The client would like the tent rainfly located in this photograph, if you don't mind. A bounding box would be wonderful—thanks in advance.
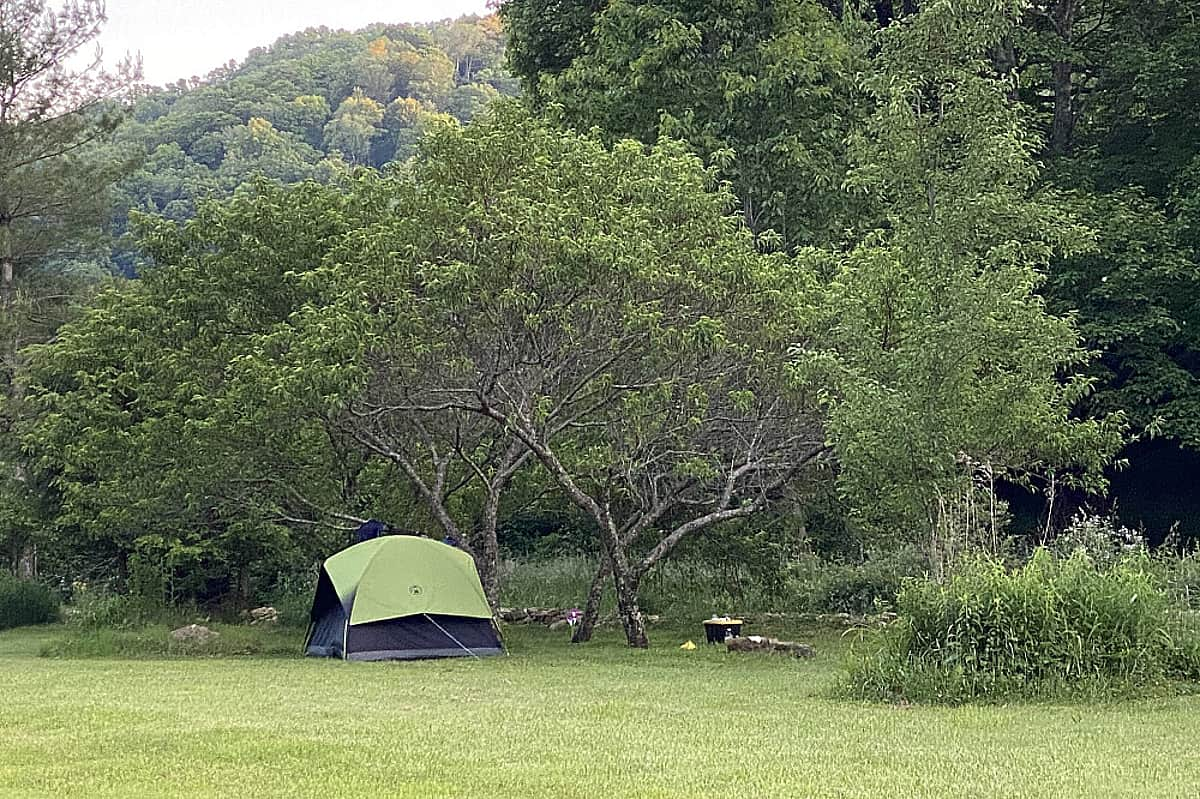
[304,535,504,661]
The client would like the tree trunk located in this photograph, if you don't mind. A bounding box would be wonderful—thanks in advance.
[490,416,648,646]
[237,564,252,608]
[1,215,13,310]
[610,565,647,649]
[1050,62,1075,155]
[3,219,28,579]
[600,514,647,648]
[1049,0,1078,155]
[473,490,502,611]
[571,557,610,643]
[16,543,34,580]
[1,255,11,308]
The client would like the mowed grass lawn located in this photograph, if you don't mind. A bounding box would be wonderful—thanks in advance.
[1,622,1198,798]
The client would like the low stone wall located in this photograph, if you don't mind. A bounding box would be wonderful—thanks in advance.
[498,607,661,629]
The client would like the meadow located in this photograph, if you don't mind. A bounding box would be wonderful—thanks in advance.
[2,621,1198,798]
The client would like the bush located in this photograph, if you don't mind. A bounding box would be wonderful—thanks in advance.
[0,574,60,630]
[846,549,1199,703]
[1049,512,1145,567]
[1165,629,1200,681]
[787,548,927,615]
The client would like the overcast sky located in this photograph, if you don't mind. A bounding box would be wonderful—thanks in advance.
[96,0,493,85]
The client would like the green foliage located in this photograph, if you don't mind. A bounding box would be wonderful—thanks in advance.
[0,574,59,630]
[500,0,1200,550]
[847,550,1198,702]
[1022,0,1200,477]
[787,549,928,615]
[323,88,385,163]
[1047,512,1145,567]
[794,0,1123,550]
[1163,554,1200,610]
[502,0,868,246]
[500,556,601,609]
[262,570,318,629]
[20,180,375,598]
[62,584,139,629]
[1043,191,1200,446]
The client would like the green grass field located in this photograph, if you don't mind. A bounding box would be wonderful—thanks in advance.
[1,622,1198,798]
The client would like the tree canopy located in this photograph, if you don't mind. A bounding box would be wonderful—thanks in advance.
[6,2,1198,638]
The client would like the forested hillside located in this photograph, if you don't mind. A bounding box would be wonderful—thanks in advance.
[108,14,513,271]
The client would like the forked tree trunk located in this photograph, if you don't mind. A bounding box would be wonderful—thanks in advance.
[600,515,647,648]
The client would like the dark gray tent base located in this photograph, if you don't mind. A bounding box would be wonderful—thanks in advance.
[306,613,503,661]
[346,647,505,661]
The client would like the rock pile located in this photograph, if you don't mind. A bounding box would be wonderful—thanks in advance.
[246,606,279,625]
[170,624,219,644]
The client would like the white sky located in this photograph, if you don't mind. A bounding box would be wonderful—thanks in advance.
[95,0,493,85]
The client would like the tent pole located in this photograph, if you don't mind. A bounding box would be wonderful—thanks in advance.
[303,619,315,655]
[423,613,480,659]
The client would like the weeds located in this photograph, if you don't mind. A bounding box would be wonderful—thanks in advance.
[846,549,1200,703]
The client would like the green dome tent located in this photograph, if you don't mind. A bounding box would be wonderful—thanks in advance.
[304,536,504,661]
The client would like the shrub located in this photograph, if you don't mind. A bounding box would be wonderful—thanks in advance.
[1049,512,1145,567]
[1164,629,1200,682]
[846,549,1199,703]
[62,584,128,629]
[0,574,60,630]
[786,548,927,615]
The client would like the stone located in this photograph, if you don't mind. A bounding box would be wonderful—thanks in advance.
[170,624,219,644]
[548,619,569,631]
[248,606,278,625]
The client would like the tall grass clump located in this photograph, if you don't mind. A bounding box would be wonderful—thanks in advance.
[846,549,1199,703]
[500,556,600,609]
[0,573,60,630]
